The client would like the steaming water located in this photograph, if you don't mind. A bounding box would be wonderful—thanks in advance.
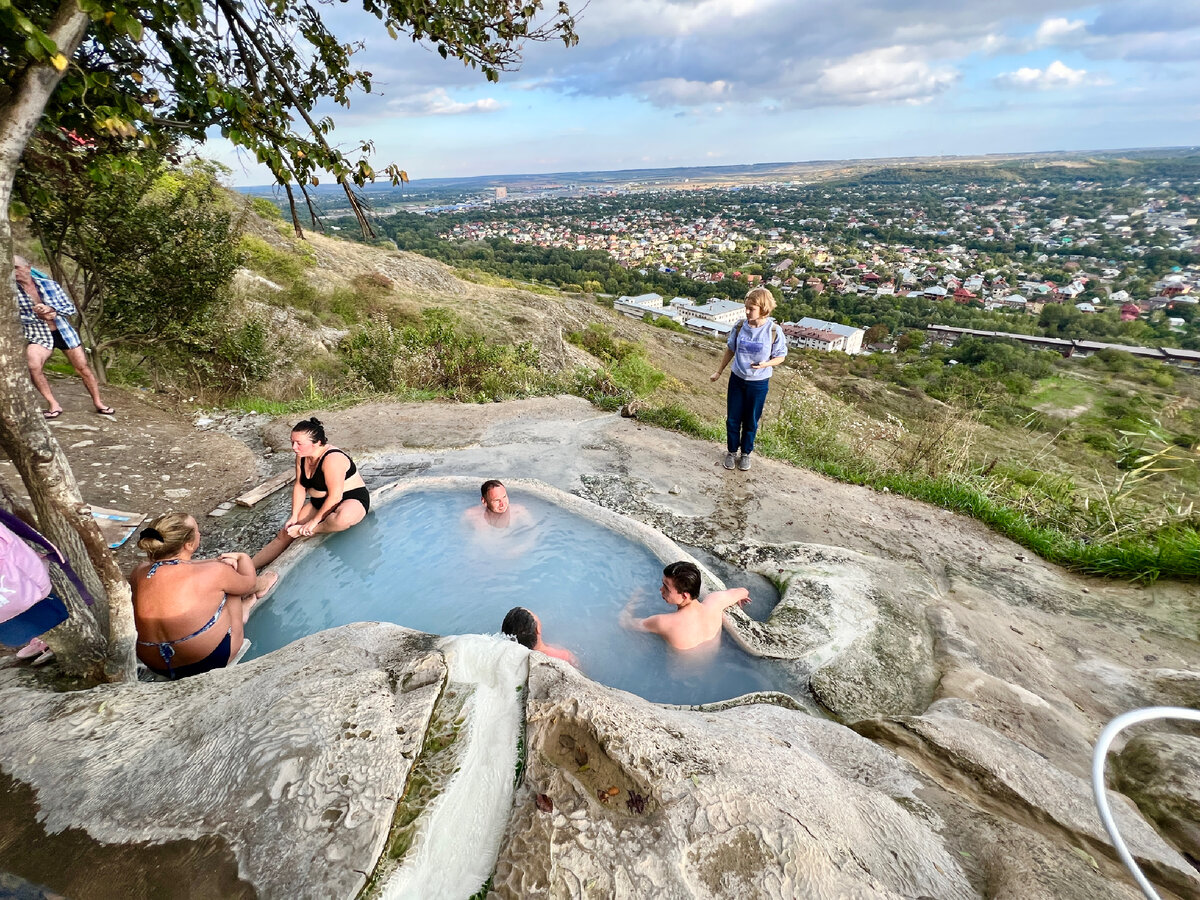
[245,488,798,705]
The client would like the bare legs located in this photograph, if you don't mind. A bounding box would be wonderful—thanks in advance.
[63,346,109,411]
[25,343,109,413]
[25,344,61,412]
[251,499,367,570]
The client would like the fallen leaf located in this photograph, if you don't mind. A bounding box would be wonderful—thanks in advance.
[607,786,619,796]
[574,747,588,767]
[535,793,553,813]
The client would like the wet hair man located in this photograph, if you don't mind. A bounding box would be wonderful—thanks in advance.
[464,479,529,530]
[619,561,750,651]
[501,606,578,666]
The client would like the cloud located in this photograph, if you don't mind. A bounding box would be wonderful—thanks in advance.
[1034,17,1087,46]
[637,78,732,107]
[813,47,959,105]
[382,88,505,117]
[995,60,1099,90]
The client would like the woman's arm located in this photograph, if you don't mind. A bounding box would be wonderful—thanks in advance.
[313,453,351,524]
[285,456,307,527]
[709,347,735,382]
[211,553,257,596]
[749,354,786,370]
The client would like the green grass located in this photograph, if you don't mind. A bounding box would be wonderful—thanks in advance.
[630,396,1198,584]
[1028,375,1097,411]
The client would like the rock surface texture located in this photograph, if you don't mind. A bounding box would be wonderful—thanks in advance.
[0,625,445,899]
[2,397,1197,899]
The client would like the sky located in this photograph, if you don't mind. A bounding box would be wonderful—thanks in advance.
[204,0,1200,186]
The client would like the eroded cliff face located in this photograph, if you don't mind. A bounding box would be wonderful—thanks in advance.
[2,397,1197,898]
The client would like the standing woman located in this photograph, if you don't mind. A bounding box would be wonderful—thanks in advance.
[252,417,371,569]
[709,287,788,471]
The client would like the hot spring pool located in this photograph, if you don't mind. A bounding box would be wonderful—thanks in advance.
[245,484,799,705]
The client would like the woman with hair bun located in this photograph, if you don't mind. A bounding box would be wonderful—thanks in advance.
[131,512,276,679]
[252,417,370,569]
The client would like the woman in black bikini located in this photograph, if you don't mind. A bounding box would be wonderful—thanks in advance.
[131,512,277,679]
[252,417,371,569]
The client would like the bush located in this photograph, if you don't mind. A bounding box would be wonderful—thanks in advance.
[340,309,550,401]
[250,197,284,220]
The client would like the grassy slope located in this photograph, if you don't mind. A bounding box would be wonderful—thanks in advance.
[235,217,1199,581]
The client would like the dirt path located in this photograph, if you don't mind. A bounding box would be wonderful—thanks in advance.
[0,373,270,568]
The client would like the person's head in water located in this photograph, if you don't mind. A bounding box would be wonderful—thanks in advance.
[502,606,539,649]
[661,561,702,608]
[290,417,328,456]
[480,479,509,515]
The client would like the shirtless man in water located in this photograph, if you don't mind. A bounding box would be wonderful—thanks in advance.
[463,479,530,530]
[620,561,750,651]
[501,606,578,667]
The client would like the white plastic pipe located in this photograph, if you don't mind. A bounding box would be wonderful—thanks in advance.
[1091,706,1200,900]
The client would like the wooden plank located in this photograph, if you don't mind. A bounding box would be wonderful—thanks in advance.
[89,505,145,549]
[235,470,295,507]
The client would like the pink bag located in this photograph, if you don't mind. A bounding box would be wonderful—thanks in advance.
[0,521,52,624]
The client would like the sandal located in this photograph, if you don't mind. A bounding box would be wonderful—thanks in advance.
[43,409,63,420]
[95,406,116,416]
[16,637,49,660]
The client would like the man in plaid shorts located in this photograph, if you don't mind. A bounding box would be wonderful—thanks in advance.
[13,255,113,419]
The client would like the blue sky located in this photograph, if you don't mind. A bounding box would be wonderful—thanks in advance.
[205,0,1200,186]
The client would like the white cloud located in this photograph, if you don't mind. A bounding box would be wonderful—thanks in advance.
[995,60,1098,90]
[1034,17,1087,46]
[814,47,959,105]
[383,89,505,117]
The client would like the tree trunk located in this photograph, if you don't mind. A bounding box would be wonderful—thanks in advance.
[0,1,136,682]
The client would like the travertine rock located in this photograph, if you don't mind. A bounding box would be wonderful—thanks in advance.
[1113,732,1200,864]
[0,624,444,899]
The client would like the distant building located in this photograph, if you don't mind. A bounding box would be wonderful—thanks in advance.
[614,292,663,318]
[782,323,849,353]
[786,317,865,354]
[494,186,508,199]
[669,297,746,325]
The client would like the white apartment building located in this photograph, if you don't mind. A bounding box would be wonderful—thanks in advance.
[669,297,746,324]
[784,317,865,354]
[613,293,664,318]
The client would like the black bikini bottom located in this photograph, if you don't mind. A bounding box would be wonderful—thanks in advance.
[320,486,371,516]
[148,631,233,680]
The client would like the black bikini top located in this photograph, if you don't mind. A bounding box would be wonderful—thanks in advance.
[299,448,356,493]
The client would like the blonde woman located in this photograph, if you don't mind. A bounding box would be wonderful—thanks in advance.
[131,513,276,679]
[709,287,788,470]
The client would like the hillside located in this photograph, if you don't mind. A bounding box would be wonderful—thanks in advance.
[219,205,1199,580]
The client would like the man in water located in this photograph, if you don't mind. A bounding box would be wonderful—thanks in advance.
[464,479,529,530]
[501,606,578,666]
[620,561,750,651]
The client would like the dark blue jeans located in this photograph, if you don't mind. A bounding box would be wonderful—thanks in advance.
[726,372,770,455]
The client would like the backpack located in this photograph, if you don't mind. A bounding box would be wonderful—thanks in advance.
[0,520,52,621]
[0,507,95,646]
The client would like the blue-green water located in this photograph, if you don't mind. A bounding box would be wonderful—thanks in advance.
[245,488,798,705]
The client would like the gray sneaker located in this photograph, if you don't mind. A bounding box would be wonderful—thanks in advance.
[737,453,752,471]
[723,452,736,469]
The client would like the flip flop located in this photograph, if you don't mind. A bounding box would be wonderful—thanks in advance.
[95,406,116,416]
[16,637,49,660]
[43,409,63,420]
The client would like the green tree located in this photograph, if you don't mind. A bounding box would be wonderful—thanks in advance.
[18,142,243,377]
[0,0,578,681]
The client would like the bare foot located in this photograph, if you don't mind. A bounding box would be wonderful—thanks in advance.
[285,524,304,539]
[241,571,279,623]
